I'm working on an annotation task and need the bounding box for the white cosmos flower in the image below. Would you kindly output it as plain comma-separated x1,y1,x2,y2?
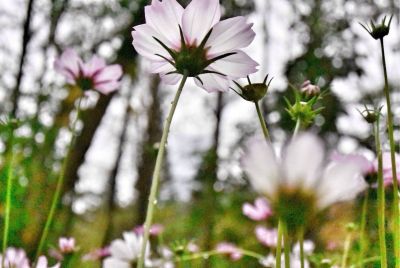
132,0,258,93
103,232,149,268
241,133,367,222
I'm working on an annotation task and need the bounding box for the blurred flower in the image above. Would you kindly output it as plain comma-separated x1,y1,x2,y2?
331,152,375,177
103,232,149,268
134,224,164,236
231,74,273,102
132,0,258,92
35,256,60,268
82,247,110,261
241,133,367,231
216,242,243,261
375,152,400,187
292,240,315,256
0,248,29,268
54,49,123,95
300,80,320,96
242,197,272,221
58,237,76,254
255,226,278,248
360,15,393,40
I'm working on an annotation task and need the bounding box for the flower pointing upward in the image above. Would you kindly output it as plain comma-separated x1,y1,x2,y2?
132,0,258,92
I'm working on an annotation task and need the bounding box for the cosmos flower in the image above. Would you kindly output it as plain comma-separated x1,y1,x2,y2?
241,133,367,230
375,152,400,187
242,197,273,221
132,0,258,93
215,243,243,261
330,152,375,177
0,248,29,268
35,256,60,268
54,49,123,95
58,237,76,254
255,226,278,248
300,80,320,96
103,232,149,268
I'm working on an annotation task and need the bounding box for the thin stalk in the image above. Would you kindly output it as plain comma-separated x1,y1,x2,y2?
175,248,263,262
254,101,271,142
379,37,399,267
35,96,83,261
293,117,301,137
299,227,305,268
137,73,188,268
375,117,387,268
283,222,290,268
358,188,369,268
2,131,15,254
276,220,283,268
341,230,353,268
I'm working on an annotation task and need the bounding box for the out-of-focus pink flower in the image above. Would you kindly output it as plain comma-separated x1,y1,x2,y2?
242,197,272,221
0,248,30,268
82,247,111,261
255,226,278,248
54,49,123,95
374,152,400,186
331,152,375,176
58,237,76,254
187,242,199,253
131,0,258,93
133,224,164,236
300,80,320,96
35,256,60,268
215,242,242,261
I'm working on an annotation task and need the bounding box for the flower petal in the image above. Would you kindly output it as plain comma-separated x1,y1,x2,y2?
160,73,182,85
150,61,175,74
82,56,106,77
103,258,131,268
241,136,280,198
132,24,173,61
209,50,258,78
182,0,220,45
145,0,183,49
206,17,256,57
94,64,123,84
317,162,367,208
194,73,229,93
95,81,121,95
54,49,82,83
281,133,325,189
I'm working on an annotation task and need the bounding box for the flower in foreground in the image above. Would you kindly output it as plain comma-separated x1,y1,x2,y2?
0,248,29,268
132,0,258,92
54,49,123,95
242,197,272,221
241,133,367,230
103,232,149,268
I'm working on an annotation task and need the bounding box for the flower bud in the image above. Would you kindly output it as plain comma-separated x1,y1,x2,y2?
300,80,320,97
360,15,393,40
358,105,382,124
231,74,273,102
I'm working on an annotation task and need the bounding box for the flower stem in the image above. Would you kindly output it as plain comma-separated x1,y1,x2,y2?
276,219,283,268
2,130,15,254
375,115,387,268
137,73,188,268
283,222,290,268
299,226,305,268
175,248,263,262
358,188,369,267
35,96,83,261
341,229,353,268
379,37,399,267
254,101,271,142
293,117,301,137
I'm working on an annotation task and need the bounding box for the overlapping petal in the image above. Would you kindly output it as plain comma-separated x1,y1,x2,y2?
54,49,82,83
182,0,221,45
209,51,258,79
194,72,229,93
82,56,106,77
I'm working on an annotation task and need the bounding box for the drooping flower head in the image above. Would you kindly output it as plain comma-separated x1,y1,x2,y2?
241,133,367,231
132,0,258,92
54,49,123,95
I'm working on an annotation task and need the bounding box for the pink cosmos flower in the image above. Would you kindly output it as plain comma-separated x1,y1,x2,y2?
35,256,60,268
132,0,258,93
215,243,242,261
300,80,320,96
82,247,111,261
133,224,164,236
255,226,278,248
242,197,272,221
54,49,123,95
331,152,375,176
0,248,30,268
58,237,76,254
374,152,400,187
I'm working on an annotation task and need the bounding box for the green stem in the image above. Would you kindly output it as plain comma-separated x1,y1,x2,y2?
283,222,290,268
341,230,352,268
254,101,271,142
3,131,15,254
293,117,301,137
375,116,387,268
137,73,188,268
379,37,399,267
358,188,369,268
35,96,83,261
276,220,283,268
175,249,263,262
299,227,305,268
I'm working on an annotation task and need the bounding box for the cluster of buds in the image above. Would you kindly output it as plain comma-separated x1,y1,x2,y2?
360,15,393,40
231,74,273,102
